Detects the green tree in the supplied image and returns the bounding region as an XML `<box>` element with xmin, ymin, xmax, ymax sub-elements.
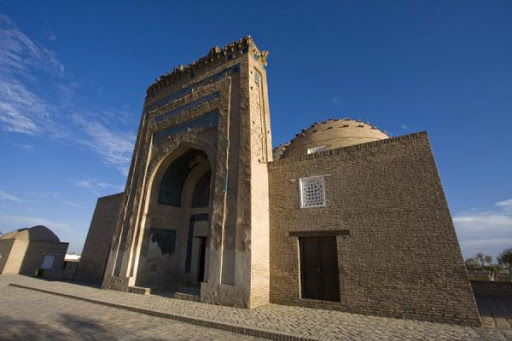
<box><xmin>498</xmin><ymin>248</ymin><xmax>512</xmax><ymax>281</ymax></box>
<box><xmin>465</xmin><ymin>257</ymin><xmax>481</xmax><ymax>271</ymax></box>
<box><xmin>476</xmin><ymin>252</ymin><xmax>492</xmax><ymax>267</ymax></box>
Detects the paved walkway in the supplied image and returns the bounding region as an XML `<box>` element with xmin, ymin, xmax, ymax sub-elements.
<box><xmin>477</xmin><ymin>297</ymin><xmax>512</xmax><ymax>329</ymax></box>
<box><xmin>1</xmin><ymin>275</ymin><xmax>511</xmax><ymax>341</ymax></box>
<box><xmin>0</xmin><ymin>283</ymin><xmax>263</xmax><ymax>341</ymax></box>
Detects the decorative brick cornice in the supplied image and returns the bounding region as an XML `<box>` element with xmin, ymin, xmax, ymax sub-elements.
<box><xmin>268</xmin><ymin>131</ymin><xmax>428</xmax><ymax>167</ymax></box>
<box><xmin>147</xmin><ymin>36</ymin><xmax>266</xmax><ymax>99</ymax></box>
<box><xmin>287</xmin><ymin>118</ymin><xmax>387</xmax><ymax>146</ymax></box>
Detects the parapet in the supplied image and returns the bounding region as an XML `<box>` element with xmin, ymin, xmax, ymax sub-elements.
<box><xmin>146</xmin><ymin>36</ymin><xmax>269</xmax><ymax>99</ymax></box>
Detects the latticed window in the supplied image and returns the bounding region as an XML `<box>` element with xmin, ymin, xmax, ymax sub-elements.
<box><xmin>300</xmin><ymin>176</ymin><xmax>326</xmax><ymax>208</ymax></box>
<box><xmin>307</xmin><ymin>145</ymin><xmax>327</xmax><ymax>155</ymax></box>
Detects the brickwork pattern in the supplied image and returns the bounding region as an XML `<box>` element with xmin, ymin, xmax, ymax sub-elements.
<box><xmin>0</xmin><ymin>239</ymin><xmax>15</xmax><ymax>273</ymax></box>
<box><xmin>75</xmin><ymin>193</ymin><xmax>123</xmax><ymax>285</ymax></box>
<box><xmin>0</xmin><ymin>239</ymin><xmax>67</xmax><ymax>275</ymax></box>
<box><xmin>268</xmin><ymin>132</ymin><xmax>480</xmax><ymax>325</ymax></box>
<box><xmin>472</xmin><ymin>281</ymin><xmax>512</xmax><ymax>299</ymax></box>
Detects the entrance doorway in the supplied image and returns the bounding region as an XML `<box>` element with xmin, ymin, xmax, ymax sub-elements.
<box><xmin>299</xmin><ymin>236</ymin><xmax>340</xmax><ymax>301</ymax></box>
<box><xmin>196</xmin><ymin>237</ymin><xmax>207</xmax><ymax>282</ymax></box>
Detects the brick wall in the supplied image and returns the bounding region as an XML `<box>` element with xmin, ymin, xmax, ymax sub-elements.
<box><xmin>18</xmin><ymin>241</ymin><xmax>68</xmax><ymax>275</ymax></box>
<box><xmin>75</xmin><ymin>193</ymin><xmax>123</xmax><ymax>285</ymax></box>
<box><xmin>0</xmin><ymin>239</ymin><xmax>15</xmax><ymax>273</ymax></box>
<box><xmin>268</xmin><ymin>132</ymin><xmax>481</xmax><ymax>326</ymax></box>
<box><xmin>471</xmin><ymin>280</ymin><xmax>512</xmax><ymax>298</ymax></box>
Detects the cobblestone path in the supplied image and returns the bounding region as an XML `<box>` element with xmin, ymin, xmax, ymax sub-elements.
<box><xmin>0</xmin><ymin>283</ymin><xmax>264</xmax><ymax>340</ymax></box>
<box><xmin>477</xmin><ymin>297</ymin><xmax>512</xmax><ymax>329</ymax></box>
<box><xmin>1</xmin><ymin>275</ymin><xmax>511</xmax><ymax>340</ymax></box>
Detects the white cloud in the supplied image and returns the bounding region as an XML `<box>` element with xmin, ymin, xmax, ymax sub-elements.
<box><xmin>496</xmin><ymin>199</ymin><xmax>512</xmax><ymax>212</ymax></box>
<box><xmin>0</xmin><ymin>214</ymin><xmax>69</xmax><ymax>232</ymax></box>
<box><xmin>401</xmin><ymin>124</ymin><xmax>408</xmax><ymax>130</ymax></box>
<box><xmin>0</xmin><ymin>14</ymin><xmax>63</xmax><ymax>136</ymax></box>
<box><xmin>0</xmin><ymin>14</ymin><xmax>137</xmax><ymax>175</ymax></box>
<box><xmin>62</xmin><ymin>200</ymin><xmax>79</xmax><ymax>207</ymax></box>
<box><xmin>47</xmin><ymin>31</ymin><xmax>56</xmax><ymax>41</ymax></box>
<box><xmin>0</xmin><ymin>14</ymin><xmax>63</xmax><ymax>75</ymax></box>
<box><xmin>11</xmin><ymin>143</ymin><xmax>34</xmax><ymax>152</ymax></box>
<box><xmin>0</xmin><ymin>78</ymin><xmax>50</xmax><ymax>134</ymax></box>
<box><xmin>72</xmin><ymin>178</ymin><xmax>124</xmax><ymax>195</ymax></box>
<box><xmin>453</xmin><ymin>198</ymin><xmax>512</xmax><ymax>259</ymax></box>
<box><xmin>72</xmin><ymin>113</ymin><xmax>135</xmax><ymax>174</ymax></box>
<box><xmin>0</xmin><ymin>190</ymin><xmax>23</xmax><ymax>202</ymax></box>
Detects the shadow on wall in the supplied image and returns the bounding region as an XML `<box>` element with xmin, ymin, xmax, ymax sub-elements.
<box><xmin>0</xmin><ymin>314</ymin><xmax>164</xmax><ymax>341</ymax></box>
<box><xmin>19</xmin><ymin>242</ymin><xmax>66</xmax><ymax>276</ymax></box>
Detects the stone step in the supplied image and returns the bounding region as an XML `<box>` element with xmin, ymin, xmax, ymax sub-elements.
<box><xmin>173</xmin><ymin>291</ymin><xmax>201</xmax><ymax>302</ymax></box>
<box><xmin>128</xmin><ymin>286</ymin><xmax>151</xmax><ymax>295</ymax></box>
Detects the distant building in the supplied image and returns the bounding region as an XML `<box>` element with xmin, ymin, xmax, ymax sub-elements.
<box><xmin>64</xmin><ymin>253</ymin><xmax>81</xmax><ymax>262</ymax></box>
<box><xmin>0</xmin><ymin>225</ymin><xmax>68</xmax><ymax>275</ymax></box>
<box><xmin>77</xmin><ymin>37</ymin><xmax>480</xmax><ymax>326</ymax></box>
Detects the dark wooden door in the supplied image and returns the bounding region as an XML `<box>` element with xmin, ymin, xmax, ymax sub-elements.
<box><xmin>300</xmin><ymin>237</ymin><xmax>340</xmax><ymax>301</ymax></box>
<box><xmin>197</xmin><ymin>237</ymin><xmax>207</xmax><ymax>282</ymax></box>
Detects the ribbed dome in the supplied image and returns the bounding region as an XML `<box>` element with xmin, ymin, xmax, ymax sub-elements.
<box><xmin>280</xmin><ymin>118</ymin><xmax>388</xmax><ymax>158</ymax></box>
<box><xmin>0</xmin><ymin>225</ymin><xmax>60</xmax><ymax>243</ymax></box>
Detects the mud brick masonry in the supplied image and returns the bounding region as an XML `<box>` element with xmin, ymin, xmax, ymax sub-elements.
<box><xmin>74</xmin><ymin>36</ymin><xmax>481</xmax><ymax>326</ymax></box>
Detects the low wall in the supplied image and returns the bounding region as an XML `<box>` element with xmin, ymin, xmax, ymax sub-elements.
<box><xmin>471</xmin><ymin>280</ymin><xmax>512</xmax><ymax>298</ymax></box>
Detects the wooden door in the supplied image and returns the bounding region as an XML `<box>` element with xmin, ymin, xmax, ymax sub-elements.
<box><xmin>197</xmin><ymin>237</ymin><xmax>207</xmax><ymax>282</ymax></box>
<box><xmin>300</xmin><ymin>237</ymin><xmax>340</xmax><ymax>301</ymax></box>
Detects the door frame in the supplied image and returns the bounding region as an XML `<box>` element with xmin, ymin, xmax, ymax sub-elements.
<box><xmin>299</xmin><ymin>236</ymin><xmax>340</xmax><ymax>302</ymax></box>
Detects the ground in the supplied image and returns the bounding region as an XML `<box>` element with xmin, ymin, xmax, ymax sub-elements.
<box><xmin>0</xmin><ymin>283</ymin><xmax>263</xmax><ymax>341</ymax></box>
<box><xmin>0</xmin><ymin>275</ymin><xmax>511</xmax><ymax>341</ymax></box>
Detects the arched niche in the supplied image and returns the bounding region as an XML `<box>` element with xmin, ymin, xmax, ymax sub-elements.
<box><xmin>135</xmin><ymin>145</ymin><xmax>212</xmax><ymax>289</ymax></box>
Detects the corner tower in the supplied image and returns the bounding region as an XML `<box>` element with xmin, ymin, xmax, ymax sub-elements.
<box><xmin>103</xmin><ymin>37</ymin><xmax>272</xmax><ymax>308</ymax></box>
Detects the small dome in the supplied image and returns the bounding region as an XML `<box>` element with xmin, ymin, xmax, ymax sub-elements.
<box><xmin>272</xmin><ymin>142</ymin><xmax>290</xmax><ymax>161</ymax></box>
<box><xmin>280</xmin><ymin>118</ymin><xmax>388</xmax><ymax>158</ymax></box>
<box><xmin>0</xmin><ymin>225</ymin><xmax>60</xmax><ymax>243</ymax></box>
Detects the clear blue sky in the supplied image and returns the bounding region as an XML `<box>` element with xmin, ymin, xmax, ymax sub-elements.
<box><xmin>0</xmin><ymin>1</ymin><xmax>510</xmax><ymax>259</ymax></box>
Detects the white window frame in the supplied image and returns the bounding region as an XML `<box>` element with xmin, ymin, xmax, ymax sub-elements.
<box><xmin>307</xmin><ymin>145</ymin><xmax>327</xmax><ymax>155</ymax></box>
<box><xmin>299</xmin><ymin>175</ymin><xmax>326</xmax><ymax>208</ymax></box>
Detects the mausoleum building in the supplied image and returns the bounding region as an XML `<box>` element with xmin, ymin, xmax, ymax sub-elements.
<box><xmin>76</xmin><ymin>37</ymin><xmax>480</xmax><ymax>326</ymax></box>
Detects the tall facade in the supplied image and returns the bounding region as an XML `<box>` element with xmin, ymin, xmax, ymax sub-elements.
<box><xmin>79</xmin><ymin>37</ymin><xmax>481</xmax><ymax>325</ymax></box>
<box><xmin>102</xmin><ymin>37</ymin><xmax>272</xmax><ymax>308</ymax></box>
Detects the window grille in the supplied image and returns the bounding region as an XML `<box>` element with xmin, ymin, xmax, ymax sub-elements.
<box><xmin>307</xmin><ymin>146</ymin><xmax>327</xmax><ymax>155</ymax></box>
<box><xmin>300</xmin><ymin>176</ymin><xmax>326</xmax><ymax>208</ymax></box>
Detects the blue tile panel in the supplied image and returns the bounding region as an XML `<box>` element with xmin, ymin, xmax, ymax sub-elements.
<box><xmin>153</xmin><ymin>111</ymin><xmax>219</xmax><ymax>142</ymax></box>
<box><xmin>154</xmin><ymin>92</ymin><xmax>220</xmax><ymax>124</ymax></box>
<box><xmin>146</xmin><ymin>63</ymin><xmax>240</xmax><ymax>112</ymax></box>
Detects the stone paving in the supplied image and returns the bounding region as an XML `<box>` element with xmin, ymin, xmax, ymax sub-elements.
<box><xmin>0</xmin><ymin>282</ymin><xmax>263</xmax><ymax>340</ymax></box>
<box><xmin>1</xmin><ymin>275</ymin><xmax>511</xmax><ymax>340</ymax></box>
<box><xmin>477</xmin><ymin>297</ymin><xmax>512</xmax><ymax>329</ymax></box>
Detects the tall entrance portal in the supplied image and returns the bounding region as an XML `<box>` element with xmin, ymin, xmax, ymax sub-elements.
<box><xmin>102</xmin><ymin>37</ymin><xmax>273</xmax><ymax>308</ymax></box>
<box><xmin>134</xmin><ymin>148</ymin><xmax>211</xmax><ymax>290</ymax></box>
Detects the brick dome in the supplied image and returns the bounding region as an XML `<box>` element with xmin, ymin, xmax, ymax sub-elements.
<box><xmin>0</xmin><ymin>225</ymin><xmax>60</xmax><ymax>243</ymax></box>
<box><xmin>280</xmin><ymin>118</ymin><xmax>388</xmax><ymax>159</ymax></box>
